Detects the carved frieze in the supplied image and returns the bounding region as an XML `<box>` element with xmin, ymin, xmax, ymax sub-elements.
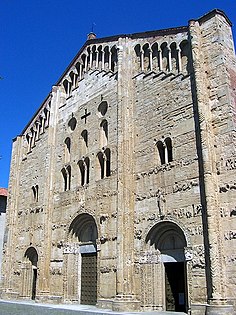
<box><xmin>135</xmin><ymin>157</ymin><xmax>198</xmax><ymax>180</ymax></box>
<box><xmin>173</xmin><ymin>180</ymin><xmax>198</xmax><ymax>193</ymax></box>
<box><xmin>139</xmin><ymin>251</ymin><xmax>159</xmax><ymax>264</ymax></box>
<box><xmin>224</xmin><ymin>230</ymin><xmax>236</xmax><ymax>241</ymax></box>
<box><xmin>167</xmin><ymin>204</ymin><xmax>202</xmax><ymax>219</ymax></box>
<box><xmin>192</xmin><ymin>245</ymin><xmax>205</xmax><ymax>269</ymax></box>
<box><xmin>219</xmin><ymin>182</ymin><xmax>236</xmax><ymax>193</ymax></box>
<box><xmin>63</xmin><ymin>243</ymin><xmax>80</xmax><ymax>254</ymax></box>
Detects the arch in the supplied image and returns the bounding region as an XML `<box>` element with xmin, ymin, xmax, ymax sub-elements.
<box><xmin>61</xmin><ymin>165</ymin><xmax>71</xmax><ymax>191</ymax></box>
<box><xmin>165</xmin><ymin>137</ymin><xmax>173</xmax><ymax>163</ymax></box>
<box><xmin>104</xmin><ymin>148</ymin><xmax>111</xmax><ymax>177</ymax></box>
<box><xmin>180</xmin><ymin>40</ymin><xmax>190</xmax><ymax>74</ymax></box>
<box><xmin>161</xmin><ymin>42</ymin><xmax>169</xmax><ymax>72</ymax></box>
<box><xmin>145</xmin><ymin>221</ymin><xmax>188</xmax><ymax>312</ymax></box>
<box><xmin>157</xmin><ymin>140</ymin><xmax>165</xmax><ymax>165</ymax></box>
<box><xmin>64</xmin><ymin>137</ymin><xmax>71</xmax><ymax>162</ymax></box>
<box><xmin>111</xmin><ymin>45</ymin><xmax>118</xmax><ymax>72</ymax></box>
<box><xmin>170</xmin><ymin>42</ymin><xmax>178</xmax><ymax>73</ymax></box>
<box><xmin>146</xmin><ymin>221</ymin><xmax>187</xmax><ymax>255</ymax></box>
<box><xmin>151</xmin><ymin>42</ymin><xmax>159</xmax><ymax>72</ymax></box>
<box><xmin>69</xmin><ymin>213</ymin><xmax>98</xmax><ymax>243</ymax></box>
<box><xmin>22</xmin><ymin>247</ymin><xmax>38</xmax><ymax>300</ymax></box>
<box><xmin>66</xmin><ymin>214</ymin><xmax>98</xmax><ymax>305</ymax></box>
<box><xmin>100</xmin><ymin>119</ymin><xmax>108</xmax><ymax>147</ymax></box>
<box><xmin>142</xmin><ymin>43</ymin><xmax>151</xmax><ymax>72</ymax></box>
<box><xmin>97</xmin><ymin>151</ymin><xmax>105</xmax><ymax>179</ymax></box>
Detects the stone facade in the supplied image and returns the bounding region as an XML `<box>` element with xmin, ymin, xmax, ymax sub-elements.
<box><xmin>1</xmin><ymin>9</ymin><xmax>236</xmax><ymax>315</ymax></box>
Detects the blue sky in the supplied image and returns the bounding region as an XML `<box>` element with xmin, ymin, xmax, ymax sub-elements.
<box><xmin>1</xmin><ymin>0</ymin><xmax>236</xmax><ymax>188</ymax></box>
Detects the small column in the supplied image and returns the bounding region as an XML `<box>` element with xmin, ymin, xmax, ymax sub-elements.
<box><xmin>79</xmin><ymin>63</ymin><xmax>83</xmax><ymax>80</ymax></box>
<box><xmin>149</xmin><ymin>49</ymin><xmax>153</xmax><ymax>71</ymax></box>
<box><xmin>167</xmin><ymin>46</ymin><xmax>172</xmax><ymax>72</ymax></box>
<box><xmin>109</xmin><ymin>48</ymin><xmax>112</xmax><ymax>71</ymax></box>
<box><xmin>140</xmin><ymin>50</ymin><xmax>144</xmax><ymax>71</ymax></box>
<box><xmin>177</xmin><ymin>46</ymin><xmax>182</xmax><ymax>73</ymax></box>
<box><xmin>95</xmin><ymin>50</ymin><xmax>99</xmax><ymax>69</ymax></box>
<box><xmin>101</xmin><ymin>50</ymin><xmax>105</xmax><ymax>70</ymax></box>
<box><xmin>158</xmin><ymin>50</ymin><xmax>163</xmax><ymax>71</ymax></box>
<box><xmin>89</xmin><ymin>48</ymin><xmax>92</xmax><ymax>69</ymax></box>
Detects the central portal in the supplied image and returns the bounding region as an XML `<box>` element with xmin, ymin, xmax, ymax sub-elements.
<box><xmin>81</xmin><ymin>253</ymin><xmax>97</xmax><ymax>305</ymax></box>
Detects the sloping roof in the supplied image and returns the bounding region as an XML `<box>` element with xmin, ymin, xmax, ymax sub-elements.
<box><xmin>0</xmin><ymin>188</ymin><xmax>8</xmax><ymax>197</ymax></box>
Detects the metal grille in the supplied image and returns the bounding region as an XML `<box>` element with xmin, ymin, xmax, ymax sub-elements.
<box><xmin>81</xmin><ymin>253</ymin><xmax>97</xmax><ymax>305</ymax></box>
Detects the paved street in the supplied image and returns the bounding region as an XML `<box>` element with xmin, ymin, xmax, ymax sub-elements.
<box><xmin>0</xmin><ymin>300</ymin><xmax>186</xmax><ymax>315</ymax></box>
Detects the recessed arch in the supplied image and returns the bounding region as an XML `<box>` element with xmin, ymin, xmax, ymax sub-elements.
<box><xmin>69</xmin><ymin>213</ymin><xmax>98</xmax><ymax>243</ymax></box>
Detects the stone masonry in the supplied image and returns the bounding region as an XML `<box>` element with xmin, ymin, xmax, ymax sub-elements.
<box><xmin>1</xmin><ymin>9</ymin><xmax>236</xmax><ymax>315</ymax></box>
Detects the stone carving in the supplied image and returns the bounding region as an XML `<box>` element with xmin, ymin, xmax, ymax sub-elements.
<box><xmin>100</xmin><ymin>266</ymin><xmax>116</xmax><ymax>273</ymax></box>
<box><xmin>156</xmin><ymin>190</ymin><xmax>166</xmax><ymax>217</ymax></box>
<box><xmin>135</xmin><ymin>157</ymin><xmax>198</xmax><ymax>180</ymax></box>
<box><xmin>167</xmin><ymin>204</ymin><xmax>202</xmax><ymax>219</ymax></box>
<box><xmin>134</xmin><ymin>229</ymin><xmax>142</xmax><ymax>240</ymax></box>
<box><xmin>184</xmin><ymin>247</ymin><xmax>193</xmax><ymax>261</ymax></box>
<box><xmin>219</xmin><ymin>182</ymin><xmax>236</xmax><ymax>193</ymax></box>
<box><xmin>50</xmin><ymin>267</ymin><xmax>62</xmax><ymax>275</ymax></box>
<box><xmin>139</xmin><ymin>252</ymin><xmax>159</xmax><ymax>264</ymax></box>
<box><xmin>63</xmin><ymin>243</ymin><xmax>80</xmax><ymax>254</ymax></box>
<box><xmin>224</xmin><ymin>230</ymin><xmax>236</xmax><ymax>241</ymax></box>
<box><xmin>187</xmin><ymin>226</ymin><xmax>203</xmax><ymax>236</ymax></box>
<box><xmin>220</xmin><ymin>207</ymin><xmax>236</xmax><ymax>217</ymax></box>
<box><xmin>192</xmin><ymin>245</ymin><xmax>205</xmax><ymax>269</ymax></box>
<box><xmin>225</xmin><ymin>157</ymin><xmax>236</xmax><ymax>170</ymax></box>
<box><xmin>173</xmin><ymin>180</ymin><xmax>198</xmax><ymax>193</ymax></box>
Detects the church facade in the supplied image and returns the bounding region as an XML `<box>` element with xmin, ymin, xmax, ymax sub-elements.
<box><xmin>1</xmin><ymin>9</ymin><xmax>236</xmax><ymax>315</ymax></box>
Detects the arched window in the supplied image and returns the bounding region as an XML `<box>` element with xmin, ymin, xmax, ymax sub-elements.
<box><xmin>32</xmin><ymin>185</ymin><xmax>39</xmax><ymax>202</ymax></box>
<box><xmin>157</xmin><ymin>141</ymin><xmax>165</xmax><ymax>165</ymax></box>
<box><xmin>61</xmin><ymin>166</ymin><xmax>71</xmax><ymax>191</ymax></box>
<box><xmin>97</xmin><ymin>149</ymin><xmax>111</xmax><ymax>179</ymax></box>
<box><xmin>97</xmin><ymin>152</ymin><xmax>104</xmax><ymax>179</ymax></box>
<box><xmin>65</xmin><ymin>137</ymin><xmax>71</xmax><ymax>163</ymax></box>
<box><xmin>100</xmin><ymin>120</ymin><xmax>108</xmax><ymax>147</ymax></box>
<box><xmin>78</xmin><ymin>160</ymin><xmax>85</xmax><ymax>186</ymax></box>
<box><xmin>104</xmin><ymin>148</ymin><xmax>111</xmax><ymax>177</ymax></box>
<box><xmin>81</xmin><ymin>130</ymin><xmax>88</xmax><ymax>156</ymax></box>
<box><xmin>156</xmin><ymin>138</ymin><xmax>173</xmax><ymax>165</ymax></box>
<box><xmin>165</xmin><ymin>137</ymin><xmax>173</xmax><ymax>163</ymax></box>
<box><xmin>78</xmin><ymin>158</ymin><xmax>90</xmax><ymax>186</ymax></box>
<box><xmin>84</xmin><ymin>157</ymin><xmax>90</xmax><ymax>184</ymax></box>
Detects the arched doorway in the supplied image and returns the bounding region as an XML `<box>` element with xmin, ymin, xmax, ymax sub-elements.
<box><xmin>145</xmin><ymin>221</ymin><xmax>188</xmax><ymax>313</ymax></box>
<box><xmin>65</xmin><ymin>213</ymin><xmax>98</xmax><ymax>305</ymax></box>
<box><xmin>21</xmin><ymin>247</ymin><xmax>38</xmax><ymax>300</ymax></box>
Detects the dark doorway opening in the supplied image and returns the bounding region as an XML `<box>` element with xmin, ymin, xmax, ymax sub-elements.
<box><xmin>81</xmin><ymin>253</ymin><xmax>97</xmax><ymax>305</ymax></box>
<box><xmin>31</xmin><ymin>268</ymin><xmax>37</xmax><ymax>300</ymax></box>
<box><xmin>165</xmin><ymin>262</ymin><xmax>187</xmax><ymax>312</ymax></box>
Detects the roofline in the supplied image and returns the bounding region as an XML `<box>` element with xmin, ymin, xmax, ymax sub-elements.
<box><xmin>18</xmin><ymin>9</ymin><xmax>232</xmax><ymax>138</ymax></box>
<box><xmin>55</xmin><ymin>25</ymin><xmax>188</xmax><ymax>86</ymax></box>
<box><xmin>190</xmin><ymin>9</ymin><xmax>232</xmax><ymax>27</ymax></box>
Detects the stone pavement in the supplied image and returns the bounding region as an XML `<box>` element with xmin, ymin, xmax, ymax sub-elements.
<box><xmin>0</xmin><ymin>300</ymin><xmax>187</xmax><ymax>315</ymax></box>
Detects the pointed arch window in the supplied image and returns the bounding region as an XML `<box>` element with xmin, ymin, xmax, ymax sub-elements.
<box><xmin>97</xmin><ymin>149</ymin><xmax>111</xmax><ymax>179</ymax></box>
<box><xmin>81</xmin><ymin>130</ymin><xmax>88</xmax><ymax>156</ymax></box>
<box><xmin>61</xmin><ymin>165</ymin><xmax>71</xmax><ymax>191</ymax></box>
<box><xmin>100</xmin><ymin>120</ymin><xmax>108</xmax><ymax>147</ymax></box>
<box><xmin>78</xmin><ymin>157</ymin><xmax>90</xmax><ymax>186</ymax></box>
<box><xmin>65</xmin><ymin>137</ymin><xmax>71</xmax><ymax>163</ymax></box>
<box><xmin>156</xmin><ymin>138</ymin><xmax>173</xmax><ymax>165</ymax></box>
<box><xmin>32</xmin><ymin>185</ymin><xmax>39</xmax><ymax>202</ymax></box>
